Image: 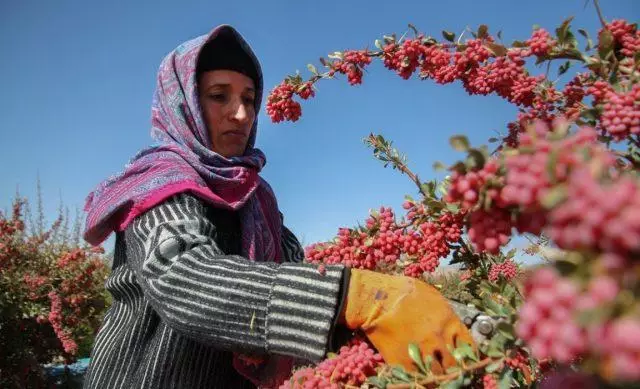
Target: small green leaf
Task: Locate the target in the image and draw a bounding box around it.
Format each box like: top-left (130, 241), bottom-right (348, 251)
top-left (498, 369), bottom-right (513, 389)
top-left (366, 376), bottom-right (388, 388)
top-left (408, 343), bottom-right (427, 373)
top-left (442, 30), bottom-right (456, 42)
top-left (496, 321), bottom-right (515, 340)
top-left (598, 29), bottom-right (615, 59)
top-left (433, 161), bottom-right (446, 171)
top-left (466, 148), bottom-right (486, 170)
top-left (586, 38), bottom-right (594, 51)
top-left (306, 64), bottom-right (318, 75)
top-left (486, 361), bottom-right (503, 373)
top-left (558, 60), bottom-right (572, 76)
top-left (497, 30), bottom-right (503, 40)
top-left (485, 42), bottom-right (507, 57)
top-left (532, 24), bottom-right (541, 31)
top-left (555, 16), bottom-right (575, 43)
top-left (488, 137), bottom-right (499, 143)
top-left (391, 367), bottom-right (411, 382)
top-left (408, 23), bottom-right (419, 35)
top-left (375, 39), bottom-right (383, 50)
top-left (511, 40), bottom-right (527, 48)
top-left (450, 135), bottom-right (470, 152)
top-left (477, 24), bottom-right (489, 39)
top-left (578, 28), bottom-right (589, 39)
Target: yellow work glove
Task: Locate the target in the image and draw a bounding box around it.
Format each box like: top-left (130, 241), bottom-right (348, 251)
top-left (340, 269), bottom-right (475, 373)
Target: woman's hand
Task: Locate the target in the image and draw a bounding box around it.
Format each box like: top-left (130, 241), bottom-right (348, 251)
top-left (340, 269), bottom-right (475, 373)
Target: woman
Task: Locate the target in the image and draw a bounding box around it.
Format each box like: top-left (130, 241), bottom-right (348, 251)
top-left (82, 25), bottom-right (473, 389)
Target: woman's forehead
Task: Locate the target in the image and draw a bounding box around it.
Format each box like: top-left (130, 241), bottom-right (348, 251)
top-left (199, 70), bottom-right (255, 91)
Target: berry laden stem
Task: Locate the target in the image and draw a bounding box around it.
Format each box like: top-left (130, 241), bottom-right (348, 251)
top-left (386, 357), bottom-right (495, 389)
top-left (365, 134), bottom-right (428, 197)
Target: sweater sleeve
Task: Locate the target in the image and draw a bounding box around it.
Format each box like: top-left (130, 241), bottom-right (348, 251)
top-left (124, 193), bottom-right (345, 362)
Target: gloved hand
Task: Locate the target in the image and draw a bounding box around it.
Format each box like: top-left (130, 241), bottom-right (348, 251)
top-left (340, 269), bottom-right (475, 373)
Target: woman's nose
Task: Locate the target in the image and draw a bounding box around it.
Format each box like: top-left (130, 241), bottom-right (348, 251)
top-left (231, 100), bottom-right (250, 123)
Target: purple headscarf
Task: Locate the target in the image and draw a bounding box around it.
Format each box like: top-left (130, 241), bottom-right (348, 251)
top-left (83, 25), bottom-right (282, 263)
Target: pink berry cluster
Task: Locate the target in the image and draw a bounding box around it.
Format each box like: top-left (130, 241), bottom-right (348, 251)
top-left (517, 267), bottom-right (640, 380)
top-left (266, 82), bottom-right (303, 123)
top-left (305, 206), bottom-right (463, 277)
top-left (526, 28), bottom-right (556, 56)
top-left (482, 374), bottom-right (498, 389)
top-left (467, 209), bottom-right (512, 254)
top-left (279, 338), bottom-right (383, 388)
top-left (548, 167), bottom-right (640, 254)
top-left (488, 259), bottom-right (519, 282)
top-left (383, 38), bottom-right (426, 80)
top-left (599, 84), bottom-right (640, 140)
top-left (516, 268), bottom-right (587, 364)
top-left (605, 19), bottom-right (640, 58)
top-left (330, 50), bottom-right (372, 85)
top-left (48, 291), bottom-right (78, 355)
top-left (445, 159), bottom-right (502, 210)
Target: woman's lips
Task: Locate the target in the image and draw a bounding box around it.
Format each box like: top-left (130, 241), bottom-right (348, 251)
top-left (222, 130), bottom-right (248, 141)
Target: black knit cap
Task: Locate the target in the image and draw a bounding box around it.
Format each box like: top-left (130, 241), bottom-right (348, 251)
top-left (196, 28), bottom-right (260, 88)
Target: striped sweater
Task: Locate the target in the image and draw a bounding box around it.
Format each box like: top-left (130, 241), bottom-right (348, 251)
top-left (83, 193), bottom-right (348, 388)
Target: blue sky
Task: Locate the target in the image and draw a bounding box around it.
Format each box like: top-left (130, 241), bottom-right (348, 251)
top-left (1, 1), bottom-right (637, 259)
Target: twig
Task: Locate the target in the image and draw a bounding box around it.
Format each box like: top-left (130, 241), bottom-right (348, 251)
top-left (386, 357), bottom-right (495, 389)
top-left (592, 0), bottom-right (607, 29)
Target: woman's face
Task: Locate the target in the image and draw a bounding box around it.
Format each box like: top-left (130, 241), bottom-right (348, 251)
top-left (198, 70), bottom-right (256, 158)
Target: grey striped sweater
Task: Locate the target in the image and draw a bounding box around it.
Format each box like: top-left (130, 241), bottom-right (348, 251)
top-left (83, 193), bottom-right (348, 388)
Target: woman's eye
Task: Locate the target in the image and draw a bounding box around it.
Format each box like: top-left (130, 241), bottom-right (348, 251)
top-left (208, 94), bottom-right (226, 102)
top-left (243, 96), bottom-right (255, 105)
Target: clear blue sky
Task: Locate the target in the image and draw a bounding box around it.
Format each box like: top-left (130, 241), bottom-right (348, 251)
top-left (1, 1), bottom-right (637, 257)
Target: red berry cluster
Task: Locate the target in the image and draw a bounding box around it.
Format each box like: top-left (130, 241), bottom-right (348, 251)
top-left (467, 209), bottom-right (512, 254)
top-left (505, 350), bottom-right (529, 371)
top-left (266, 82), bottom-right (303, 123)
top-left (526, 28), bottom-right (556, 56)
top-left (48, 291), bottom-right (78, 355)
top-left (445, 159), bottom-right (502, 210)
top-left (482, 374), bottom-right (498, 389)
top-left (279, 338), bottom-right (383, 388)
top-left (488, 259), bottom-right (518, 282)
top-left (516, 268), bottom-right (587, 364)
top-left (305, 206), bottom-right (462, 277)
top-left (331, 50), bottom-right (372, 85)
top-left (599, 84), bottom-right (640, 140)
top-left (383, 38), bottom-right (425, 79)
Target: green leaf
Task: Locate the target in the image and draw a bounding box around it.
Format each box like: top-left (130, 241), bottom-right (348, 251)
top-left (498, 369), bottom-right (513, 389)
top-left (578, 28), bottom-right (589, 39)
top-left (466, 148), bottom-right (486, 170)
top-left (408, 343), bottom-right (427, 373)
top-left (306, 64), bottom-right (318, 75)
top-left (408, 23), bottom-right (419, 35)
top-left (497, 30), bottom-right (503, 40)
top-left (375, 39), bottom-right (383, 50)
top-left (558, 60), bottom-right (572, 76)
top-left (391, 367), bottom-right (411, 382)
top-left (511, 40), bottom-right (527, 48)
top-left (555, 16), bottom-right (575, 43)
top-left (540, 185), bottom-right (567, 209)
top-left (485, 42), bottom-right (507, 57)
top-left (486, 361), bottom-right (503, 373)
top-left (442, 30), bottom-right (456, 42)
top-left (450, 135), bottom-right (470, 152)
top-left (496, 321), bottom-right (515, 340)
top-left (532, 24), bottom-right (541, 31)
top-left (366, 376), bottom-right (388, 388)
top-left (488, 137), bottom-right (499, 143)
top-left (433, 161), bottom-right (446, 171)
top-left (598, 29), bottom-right (615, 59)
top-left (477, 24), bottom-right (489, 39)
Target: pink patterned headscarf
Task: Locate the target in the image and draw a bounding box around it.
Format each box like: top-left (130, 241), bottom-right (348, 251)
top-left (83, 25), bottom-right (282, 263)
